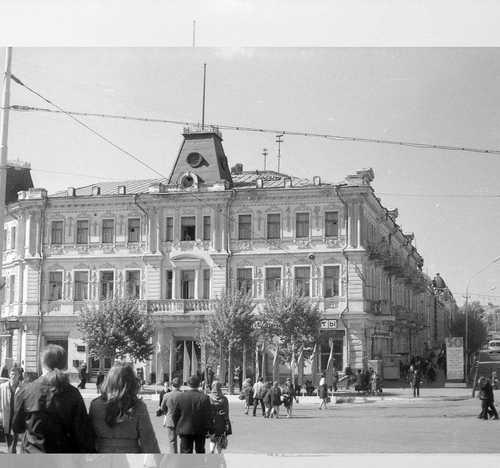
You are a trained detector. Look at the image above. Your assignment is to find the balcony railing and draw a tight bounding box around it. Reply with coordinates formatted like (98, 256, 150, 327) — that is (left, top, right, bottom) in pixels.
(146, 299, 216, 314)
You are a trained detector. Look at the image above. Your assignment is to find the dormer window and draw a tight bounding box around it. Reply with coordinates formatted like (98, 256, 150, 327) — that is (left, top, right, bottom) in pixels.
(186, 152, 204, 168)
(181, 216, 196, 241)
(182, 175, 194, 188)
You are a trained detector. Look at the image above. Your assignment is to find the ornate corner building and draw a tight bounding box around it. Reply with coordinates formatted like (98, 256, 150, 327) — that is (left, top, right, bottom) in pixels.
(0, 127, 456, 380)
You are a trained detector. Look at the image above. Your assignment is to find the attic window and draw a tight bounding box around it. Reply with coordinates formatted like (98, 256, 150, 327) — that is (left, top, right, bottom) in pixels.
(186, 152, 203, 168)
(181, 175, 194, 188)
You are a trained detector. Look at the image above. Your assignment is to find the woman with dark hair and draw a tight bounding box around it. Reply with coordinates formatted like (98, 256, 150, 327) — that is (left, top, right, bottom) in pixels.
(89, 362, 160, 453)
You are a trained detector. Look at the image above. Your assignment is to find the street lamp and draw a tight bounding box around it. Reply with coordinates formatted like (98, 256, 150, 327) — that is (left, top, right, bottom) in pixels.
(464, 255, 500, 380)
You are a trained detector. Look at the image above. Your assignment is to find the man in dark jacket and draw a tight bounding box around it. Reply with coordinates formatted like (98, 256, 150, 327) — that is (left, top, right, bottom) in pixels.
(172, 374, 213, 454)
(12, 344, 94, 453)
(478, 376, 499, 420)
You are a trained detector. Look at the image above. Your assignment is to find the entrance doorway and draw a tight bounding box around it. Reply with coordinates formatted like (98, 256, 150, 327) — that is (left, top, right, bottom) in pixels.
(319, 331, 344, 372)
(89, 356, 112, 380)
(181, 270, 195, 299)
(174, 340, 201, 384)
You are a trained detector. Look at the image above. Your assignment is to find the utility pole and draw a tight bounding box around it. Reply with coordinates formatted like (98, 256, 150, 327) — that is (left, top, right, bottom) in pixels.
(275, 133, 283, 173)
(201, 63, 206, 130)
(262, 148, 268, 171)
(0, 47, 12, 275)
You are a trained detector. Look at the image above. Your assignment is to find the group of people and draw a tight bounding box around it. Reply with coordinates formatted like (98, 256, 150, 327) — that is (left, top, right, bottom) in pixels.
(240, 377, 298, 419)
(0, 344, 231, 454)
(477, 376, 499, 420)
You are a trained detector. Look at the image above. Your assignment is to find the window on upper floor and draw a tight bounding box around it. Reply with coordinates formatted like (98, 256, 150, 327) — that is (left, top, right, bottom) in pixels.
(165, 217, 173, 242)
(48, 271, 62, 301)
(325, 211, 339, 237)
(166, 270, 173, 299)
(202, 269, 210, 299)
(9, 275, 15, 304)
(0, 276, 5, 304)
(102, 219, 114, 244)
(74, 271, 89, 301)
(324, 266, 340, 298)
(267, 214, 281, 240)
(128, 218, 140, 243)
(3, 229, 6, 251)
(10, 227, 16, 250)
(181, 216, 196, 241)
(295, 266, 311, 297)
(296, 212, 310, 238)
(76, 220, 89, 245)
(126, 270, 141, 299)
(203, 216, 211, 241)
(99, 271, 114, 300)
(238, 215, 251, 240)
(265, 267, 281, 294)
(237, 268, 252, 295)
(51, 221, 63, 245)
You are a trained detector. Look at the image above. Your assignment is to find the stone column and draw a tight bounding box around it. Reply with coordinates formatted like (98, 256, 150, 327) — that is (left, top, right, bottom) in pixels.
(356, 203, 362, 248)
(168, 333, 175, 383)
(346, 203, 352, 248)
(148, 209, 156, 254)
(194, 268, 200, 300)
(172, 267, 177, 300)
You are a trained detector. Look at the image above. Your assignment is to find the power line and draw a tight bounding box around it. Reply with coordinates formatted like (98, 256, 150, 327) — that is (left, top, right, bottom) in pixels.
(31, 168, 124, 181)
(8, 103, 500, 158)
(379, 192, 500, 199)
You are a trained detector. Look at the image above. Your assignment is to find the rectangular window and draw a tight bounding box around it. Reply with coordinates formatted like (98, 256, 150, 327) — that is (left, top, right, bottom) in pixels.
(267, 214, 281, 240)
(166, 270, 173, 299)
(3, 229, 6, 251)
(181, 216, 196, 241)
(128, 218, 140, 243)
(203, 216, 211, 241)
(51, 221, 63, 245)
(325, 211, 339, 237)
(202, 269, 210, 299)
(165, 217, 173, 242)
(74, 271, 89, 301)
(126, 270, 141, 299)
(10, 227, 16, 250)
(9, 275, 15, 304)
(102, 219, 114, 244)
(76, 220, 89, 244)
(296, 212, 310, 238)
(236, 268, 252, 295)
(324, 266, 340, 298)
(48, 271, 62, 301)
(295, 266, 311, 297)
(99, 271, 114, 300)
(238, 215, 251, 240)
(0, 276, 5, 303)
(265, 267, 281, 294)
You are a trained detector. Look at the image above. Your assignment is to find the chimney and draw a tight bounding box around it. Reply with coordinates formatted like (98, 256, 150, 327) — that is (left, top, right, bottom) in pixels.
(313, 176, 321, 186)
(91, 186, 101, 196)
(284, 177, 292, 188)
(117, 185, 127, 195)
(67, 187, 76, 197)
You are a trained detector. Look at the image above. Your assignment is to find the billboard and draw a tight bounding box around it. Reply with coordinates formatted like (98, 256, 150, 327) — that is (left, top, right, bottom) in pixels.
(445, 336, 464, 380)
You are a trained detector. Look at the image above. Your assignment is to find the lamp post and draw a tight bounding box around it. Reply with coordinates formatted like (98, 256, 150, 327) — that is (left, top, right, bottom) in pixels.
(464, 255, 500, 381)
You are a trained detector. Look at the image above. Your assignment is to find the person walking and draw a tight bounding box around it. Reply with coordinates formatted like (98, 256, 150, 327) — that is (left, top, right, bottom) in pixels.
(208, 381, 231, 454)
(12, 344, 94, 453)
(0, 366, 23, 453)
(282, 378, 298, 418)
(241, 378, 253, 415)
(234, 366, 242, 393)
(332, 367, 339, 393)
(318, 373, 329, 409)
(89, 362, 159, 453)
(252, 376, 266, 417)
(96, 371, 105, 394)
(412, 367, 422, 398)
(77, 363, 88, 390)
(172, 375, 213, 454)
(478, 376, 499, 420)
(262, 382, 273, 418)
(161, 377, 182, 453)
(269, 381, 282, 419)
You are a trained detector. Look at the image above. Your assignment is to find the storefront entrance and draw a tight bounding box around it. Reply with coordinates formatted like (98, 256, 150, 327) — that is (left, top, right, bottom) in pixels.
(89, 356, 112, 379)
(319, 330, 344, 372)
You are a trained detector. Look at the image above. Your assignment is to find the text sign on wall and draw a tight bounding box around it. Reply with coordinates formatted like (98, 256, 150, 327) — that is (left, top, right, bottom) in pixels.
(320, 319, 338, 330)
(445, 336, 464, 380)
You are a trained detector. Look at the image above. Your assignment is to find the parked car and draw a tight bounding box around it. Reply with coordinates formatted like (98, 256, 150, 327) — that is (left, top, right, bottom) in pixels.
(488, 340, 500, 352)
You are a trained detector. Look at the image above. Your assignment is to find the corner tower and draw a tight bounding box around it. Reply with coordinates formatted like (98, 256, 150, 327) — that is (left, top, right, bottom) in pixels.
(168, 126, 233, 189)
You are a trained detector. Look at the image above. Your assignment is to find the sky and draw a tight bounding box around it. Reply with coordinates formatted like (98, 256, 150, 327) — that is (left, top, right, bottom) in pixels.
(1, 3, 500, 306)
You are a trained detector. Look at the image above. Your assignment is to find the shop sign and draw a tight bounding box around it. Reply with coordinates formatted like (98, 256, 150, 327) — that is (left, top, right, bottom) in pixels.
(320, 319, 338, 330)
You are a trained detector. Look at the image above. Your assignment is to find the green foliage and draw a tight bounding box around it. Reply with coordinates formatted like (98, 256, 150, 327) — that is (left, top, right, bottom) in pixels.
(259, 292, 322, 363)
(77, 299, 154, 362)
(451, 302, 488, 356)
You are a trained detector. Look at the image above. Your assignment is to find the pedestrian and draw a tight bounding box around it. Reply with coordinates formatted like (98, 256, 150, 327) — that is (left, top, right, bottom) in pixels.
(241, 378, 253, 415)
(318, 373, 329, 410)
(477, 376, 499, 420)
(0, 366, 23, 453)
(171, 374, 213, 454)
(77, 363, 87, 390)
(161, 377, 182, 453)
(234, 366, 242, 393)
(89, 362, 159, 453)
(207, 366, 215, 390)
(209, 381, 231, 454)
(96, 371, 105, 394)
(282, 377, 298, 418)
(158, 381, 170, 417)
(412, 367, 422, 398)
(262, 382, 273, 418)
(492, 371, 498, 390)
(269, 381, 282, 419)
(252, 376, 266, 417)
(332, 367, 339, 393)
(12, 344, 94, 453)
(354, 369, 364, 392)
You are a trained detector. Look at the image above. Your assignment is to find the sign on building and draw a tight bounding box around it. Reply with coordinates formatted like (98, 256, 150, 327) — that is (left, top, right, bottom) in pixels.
(445, 337, 464, 380)
(320, 319, 338, 330)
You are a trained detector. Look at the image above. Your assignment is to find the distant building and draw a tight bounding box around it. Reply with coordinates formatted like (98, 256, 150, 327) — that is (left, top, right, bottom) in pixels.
(0, 128, 454, 380)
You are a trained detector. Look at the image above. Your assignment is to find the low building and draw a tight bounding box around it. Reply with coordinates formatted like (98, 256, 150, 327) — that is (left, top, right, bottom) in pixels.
(0, 127, 454, 380)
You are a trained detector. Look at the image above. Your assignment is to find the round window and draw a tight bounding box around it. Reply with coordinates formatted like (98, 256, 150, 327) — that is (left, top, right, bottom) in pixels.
(186, 152, 203, 168)
(182, 175, 194, 188)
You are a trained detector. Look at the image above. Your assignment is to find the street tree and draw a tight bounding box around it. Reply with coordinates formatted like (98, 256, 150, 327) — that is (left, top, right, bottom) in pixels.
(259, 292, 322, 370)
(198, 290, 255, 393)
(77, 299, 154, 363)
(451, 302, 488, 362)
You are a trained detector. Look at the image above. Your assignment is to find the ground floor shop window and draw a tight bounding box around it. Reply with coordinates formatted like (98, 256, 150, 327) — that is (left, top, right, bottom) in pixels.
(174, 340, 201, 383)
(318, 330, 344, 372)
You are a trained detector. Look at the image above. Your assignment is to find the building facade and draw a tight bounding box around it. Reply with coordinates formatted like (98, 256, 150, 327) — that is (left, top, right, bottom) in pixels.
(0, 127, 454, 380)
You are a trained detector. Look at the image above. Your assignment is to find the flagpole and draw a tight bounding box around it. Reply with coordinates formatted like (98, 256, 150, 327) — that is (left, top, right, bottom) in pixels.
(0, 47, 12, 273)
